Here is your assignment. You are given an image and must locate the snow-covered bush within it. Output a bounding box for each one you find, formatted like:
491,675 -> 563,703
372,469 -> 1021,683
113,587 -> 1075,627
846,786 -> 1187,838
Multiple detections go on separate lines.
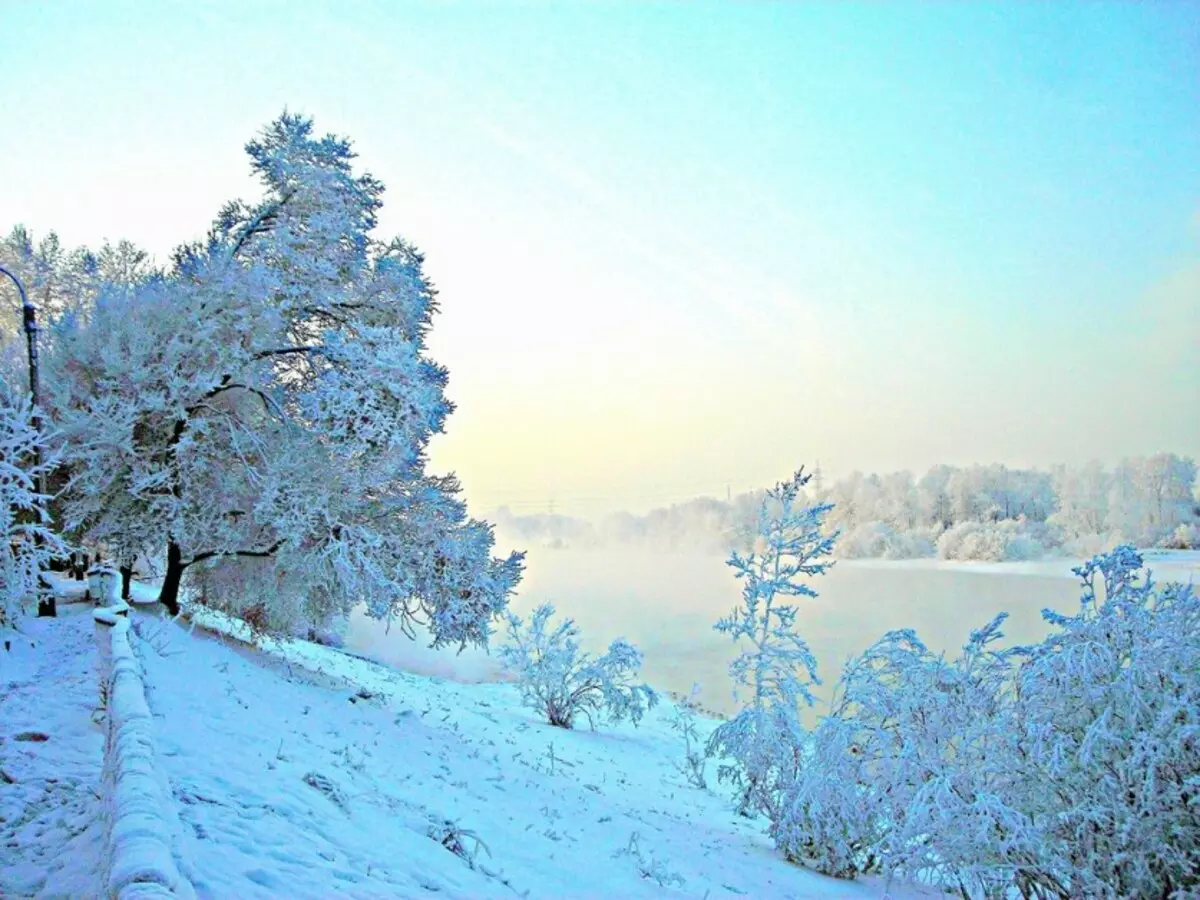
935,518 -> 1053,561
936,521 -> 1007,560
775,545 -> 1199,898
778,616 -> 1033,894
0,384 -> 67,626
500,603 -> 656,729
771,713 -> 880,880
1014,546 -> 1200,898
835,520 -> 935,560
706,468 -> 836,819
1161,521 -> 1200,549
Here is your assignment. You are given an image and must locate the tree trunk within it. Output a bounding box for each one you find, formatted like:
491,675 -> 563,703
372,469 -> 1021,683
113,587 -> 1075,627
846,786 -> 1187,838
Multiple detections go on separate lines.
120,564 -> 133,601
158,541 -> 185,616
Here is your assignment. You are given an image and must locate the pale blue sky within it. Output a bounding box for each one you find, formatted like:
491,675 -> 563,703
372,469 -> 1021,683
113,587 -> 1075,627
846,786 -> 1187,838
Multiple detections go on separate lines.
3,1 -> 1197,514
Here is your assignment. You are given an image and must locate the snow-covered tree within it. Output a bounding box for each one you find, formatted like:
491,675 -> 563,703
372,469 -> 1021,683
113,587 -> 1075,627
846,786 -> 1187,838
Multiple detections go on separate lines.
48,113 -> 523,647
0,383 -> 67,626
1007,468 -> 1055,522
1107,454 -> 1198,547
1048,460 -> 1110,540
877,470 -> 919,531
500,602 -> 657,729
706,468 -> 837,819
917,464 -> 955,530
0,227 -> 100,344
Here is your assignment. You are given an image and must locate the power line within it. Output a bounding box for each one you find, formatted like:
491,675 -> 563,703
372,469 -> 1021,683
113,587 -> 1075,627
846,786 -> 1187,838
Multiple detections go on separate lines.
479,482 -> 764,516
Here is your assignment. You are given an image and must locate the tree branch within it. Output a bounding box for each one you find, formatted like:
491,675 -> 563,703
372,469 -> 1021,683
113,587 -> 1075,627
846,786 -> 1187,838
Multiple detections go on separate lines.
229,188 -> 297,257
254,346 -> 321,360
185,539 -> 286,569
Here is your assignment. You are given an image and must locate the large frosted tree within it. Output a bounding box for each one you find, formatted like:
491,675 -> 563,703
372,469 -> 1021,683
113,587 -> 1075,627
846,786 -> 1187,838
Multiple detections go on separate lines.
50,113 -> 523,648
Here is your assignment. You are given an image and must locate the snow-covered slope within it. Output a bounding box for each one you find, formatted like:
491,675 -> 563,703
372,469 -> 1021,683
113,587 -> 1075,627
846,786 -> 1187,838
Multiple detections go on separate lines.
2,589 -> 929,898
128,605 -> 919,899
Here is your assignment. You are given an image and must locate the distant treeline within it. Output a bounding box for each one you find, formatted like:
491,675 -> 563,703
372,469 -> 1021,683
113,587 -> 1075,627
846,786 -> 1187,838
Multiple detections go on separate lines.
491,454 -> 1200,560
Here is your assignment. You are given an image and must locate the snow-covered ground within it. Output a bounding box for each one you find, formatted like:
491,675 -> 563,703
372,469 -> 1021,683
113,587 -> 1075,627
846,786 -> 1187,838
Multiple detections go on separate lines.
137,606 -> 924,899
836,549 -> 1200,583
11,550 -> 1194,897
5,579 -> 927,899
0,604 -> 106,899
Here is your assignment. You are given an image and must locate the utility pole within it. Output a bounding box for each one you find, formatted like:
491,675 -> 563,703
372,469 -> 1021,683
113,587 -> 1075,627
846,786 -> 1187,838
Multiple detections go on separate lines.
0,264 -> 54,617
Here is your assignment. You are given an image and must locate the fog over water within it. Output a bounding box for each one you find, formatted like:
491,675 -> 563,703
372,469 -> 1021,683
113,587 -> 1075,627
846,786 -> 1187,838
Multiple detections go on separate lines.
340,541 -> 1162,721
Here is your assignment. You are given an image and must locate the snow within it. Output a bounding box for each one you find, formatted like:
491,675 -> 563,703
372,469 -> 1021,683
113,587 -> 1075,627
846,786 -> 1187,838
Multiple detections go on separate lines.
838,550 -> 1200,583
8,563 -> 1193,896
129,581 -> 161,606
118,604 -> 921,899
0,607 -> 106,899
99,612 -> 194,899
93,602 -> 131,627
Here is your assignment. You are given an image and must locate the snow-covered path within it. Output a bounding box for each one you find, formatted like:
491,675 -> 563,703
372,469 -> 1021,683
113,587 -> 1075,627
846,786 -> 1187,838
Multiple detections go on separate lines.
134,609 -> 917,899
0,607 -> 105,899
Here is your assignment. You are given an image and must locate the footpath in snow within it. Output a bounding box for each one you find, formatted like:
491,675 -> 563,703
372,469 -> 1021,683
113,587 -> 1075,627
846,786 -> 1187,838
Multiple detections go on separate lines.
0,603 -> 106,898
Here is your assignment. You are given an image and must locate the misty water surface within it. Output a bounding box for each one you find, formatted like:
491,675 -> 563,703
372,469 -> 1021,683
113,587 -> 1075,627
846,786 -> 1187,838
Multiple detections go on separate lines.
344,543 -> 1098,720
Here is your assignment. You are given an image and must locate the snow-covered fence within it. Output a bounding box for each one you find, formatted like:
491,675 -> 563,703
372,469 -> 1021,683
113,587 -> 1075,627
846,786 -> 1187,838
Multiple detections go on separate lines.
93,605 -> 194,900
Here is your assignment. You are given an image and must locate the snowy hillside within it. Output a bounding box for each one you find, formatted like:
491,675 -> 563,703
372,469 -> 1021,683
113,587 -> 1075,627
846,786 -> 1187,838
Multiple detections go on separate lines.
2,598 -> 923,899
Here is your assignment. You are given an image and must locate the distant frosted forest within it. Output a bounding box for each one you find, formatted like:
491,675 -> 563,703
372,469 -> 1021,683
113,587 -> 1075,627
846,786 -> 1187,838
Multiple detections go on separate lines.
494,455 -> 1200,560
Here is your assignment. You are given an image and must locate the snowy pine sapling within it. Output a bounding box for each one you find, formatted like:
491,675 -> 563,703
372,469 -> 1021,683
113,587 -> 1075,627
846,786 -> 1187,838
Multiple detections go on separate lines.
500,603 -> 657,729
0,384 -> 67,626
706,467 -> 836,819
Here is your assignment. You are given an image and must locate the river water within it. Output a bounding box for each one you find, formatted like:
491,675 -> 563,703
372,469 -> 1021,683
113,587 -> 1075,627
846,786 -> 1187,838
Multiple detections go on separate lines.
341,543 -> 1177,720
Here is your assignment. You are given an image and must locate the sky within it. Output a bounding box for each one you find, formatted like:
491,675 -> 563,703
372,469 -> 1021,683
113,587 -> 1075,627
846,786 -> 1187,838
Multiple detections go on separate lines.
2,1 -> 1198,516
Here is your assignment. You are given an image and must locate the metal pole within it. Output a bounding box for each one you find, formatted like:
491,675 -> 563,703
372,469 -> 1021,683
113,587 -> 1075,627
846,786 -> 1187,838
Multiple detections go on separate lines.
0,264 -> 53,616
0,265 -> 41,489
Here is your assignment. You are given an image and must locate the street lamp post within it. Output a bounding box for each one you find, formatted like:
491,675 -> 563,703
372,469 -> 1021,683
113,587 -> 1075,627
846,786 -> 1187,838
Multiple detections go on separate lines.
0,264 -> 54,617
